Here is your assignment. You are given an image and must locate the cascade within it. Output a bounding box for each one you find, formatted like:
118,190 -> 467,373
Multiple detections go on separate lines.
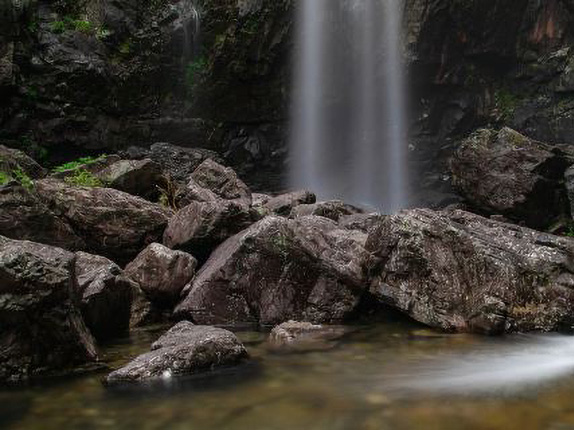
290,0 -> 409,212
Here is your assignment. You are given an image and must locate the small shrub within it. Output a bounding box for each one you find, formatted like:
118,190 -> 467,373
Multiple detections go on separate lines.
12,167 -> 35,191
0,171 -> 10,186
50,20 -> 67,33
53,155 -> 105,173
64,169 -> 103,187
157,175 -> 180,210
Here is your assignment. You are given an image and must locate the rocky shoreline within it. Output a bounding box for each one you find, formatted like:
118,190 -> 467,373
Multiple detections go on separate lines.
2,128 -> 574,385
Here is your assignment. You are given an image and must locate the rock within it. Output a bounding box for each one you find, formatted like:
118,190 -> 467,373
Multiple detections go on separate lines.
125,243 -> 197,307
105,321 -> 248,385
269,320 -> 348,351
564,165 -> 574,220
191,159 -> 252,208
75,252 -> 133,341
338,213 -> 385,233
252,193 -> 272,207
35,179 -> 172,264
163,199 -> 253,263
366,208 -> 574,334
96,159 -> 163,200
0,184 -> 85,250
450,128 -> 574,228
148,143 -> 223,183
0,145 -> 46,179
129,283 -> 165,328
290,200 -> 363,221
0,237 -> 98,384
174,215 -> 371,325
264,190 -> 317,216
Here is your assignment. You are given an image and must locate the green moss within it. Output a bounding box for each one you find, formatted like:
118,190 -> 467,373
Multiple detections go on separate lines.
53,155 -> 106,173
185,56 -> 208,94
494,87 -> 521,120
64,169 -> 103,188
0,171 -> 10,186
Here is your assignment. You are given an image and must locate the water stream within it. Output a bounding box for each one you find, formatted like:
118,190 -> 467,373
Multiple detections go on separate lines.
290,0 -> 409,212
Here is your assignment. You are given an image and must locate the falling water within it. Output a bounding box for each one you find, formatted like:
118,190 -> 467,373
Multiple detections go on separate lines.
176,0 -> 202,64
290,0 -> 409,212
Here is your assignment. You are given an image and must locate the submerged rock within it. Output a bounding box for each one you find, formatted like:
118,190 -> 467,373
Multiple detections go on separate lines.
125,243 -> 197,307
450,128 -> 574,228
366,208 -> 574,334
174,215 -> 371,325
35,179 -> 172,264
264,190 -> 317,216
269,320 -> 348,351
75,252 -> 133,341
0,237 -> 98,384
105,322 -> 247,385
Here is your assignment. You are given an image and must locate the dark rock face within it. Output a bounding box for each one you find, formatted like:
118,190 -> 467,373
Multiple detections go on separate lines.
125,243 -> 197,307
264,190 -> 317,216
75,252 -> 133,341
0,185 -> 85,250
0,145 -> 46,179
450,127 -> 573,228
174,216 -> 371,326
290,200 -> 364,222
97,159 -> 163,201
163,199 -> 253,263
105,321 -> 248,385
366,208 -> 574,334
0,237 -> 98,384
35,179 -> 172,263
129,283 -> 164,329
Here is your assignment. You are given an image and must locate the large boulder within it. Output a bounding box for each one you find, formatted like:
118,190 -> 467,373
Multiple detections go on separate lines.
124,243 -> 197,307
163,199 -> 253,263
0,145 -> 46,179
366,208 -> 574,334
75,252 -> 133,341
96,159 -> 163,201
174,216 -> 371,325
0,184 -> 85,250
191,159 -> 252,208
35,179 -> 172,264
264,190 -> 317,216
105,321 -> 248,385
0,237 -> 98,384
450,128 -> 574,228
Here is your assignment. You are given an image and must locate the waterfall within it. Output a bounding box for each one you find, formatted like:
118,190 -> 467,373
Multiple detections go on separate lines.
290,0 -> 409,213
176,0 -> 201,64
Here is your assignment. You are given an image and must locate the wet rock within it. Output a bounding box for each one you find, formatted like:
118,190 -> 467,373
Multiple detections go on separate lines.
450,128 -> 574,228
0,237 -> 98,384
191,159 -> 252,209
269,320 -> 348,351
174,215 -> 371,325
35,179 -> 172,264
264,190 -> 317,216
0,145 -> 46,179
366,208 -> 574,334
96,159 -> 163,200
125,243 -> 197,307
105,321 -> 248,385
163,199 -> 253,263
75,252 -> 133,341
0,184 -> 85,250
148,143 -> 223,183
129,283 -> 166,328
290,200 -> 363,221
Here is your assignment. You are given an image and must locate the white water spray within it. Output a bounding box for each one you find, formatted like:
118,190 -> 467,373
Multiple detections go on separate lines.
290,0 -> 409,212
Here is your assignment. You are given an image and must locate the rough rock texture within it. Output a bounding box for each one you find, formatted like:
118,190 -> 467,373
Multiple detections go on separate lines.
36,179 -> 172,263
264,190 -> 317,216
75,252 -> 133,340
366,208 -> 574,334
163,199 -> 253,263
0,184 -> 85,250
338,213 -> 385,234
125,243 -> 197,307
174,216 -> 371,326
0,237 -> 98,384
450,127 -> 574,228
97,159 -> 163,200
129,283 -> 164,329
105,321 -> 248,385
290,200 -> 364,222
269,321 -> 348,350
0,145 -> 46,179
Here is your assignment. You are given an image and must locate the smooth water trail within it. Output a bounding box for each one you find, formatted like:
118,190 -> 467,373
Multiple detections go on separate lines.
290,0 -> 409,212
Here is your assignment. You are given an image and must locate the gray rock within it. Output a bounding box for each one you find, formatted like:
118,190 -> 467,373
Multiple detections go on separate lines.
97,159 -> 163,200
0,145 -> 46,179
0,237 -> 98,384
75,252 -> 134,340
174,215 -> 371,325
105,322 -> 248,385
338,213 -> 385,233
264,190 -> 317,216
269,321 -> 348,351
148,143 -> 223,183
366,208 -> 574,334
125,243 -> 197,307
290,200 -> 363,221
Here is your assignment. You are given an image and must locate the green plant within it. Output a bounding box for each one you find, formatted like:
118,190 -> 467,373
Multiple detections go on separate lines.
12,167 -> 34,191
64,169 -> 103,187
157,175 -> 180,210
494,87 -> 520,120
185,56 -> 208,93
96,27 -> 112,40
73,19 -> 93,33
53,155 -> 105,173
0,171 -> 10,186
50,20 -> 67,33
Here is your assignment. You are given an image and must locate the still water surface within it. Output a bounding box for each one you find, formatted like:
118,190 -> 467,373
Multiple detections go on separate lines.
3,318 -> 574,430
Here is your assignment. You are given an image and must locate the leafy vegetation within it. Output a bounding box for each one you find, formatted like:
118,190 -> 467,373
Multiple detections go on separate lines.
185,56 -> 208,93
157,175 -> 180,210
50,17 -> 94,34
53,155 -> 106,173
12,167 -> 35,191
0,171 -> 10,186
64,169 -> 103,187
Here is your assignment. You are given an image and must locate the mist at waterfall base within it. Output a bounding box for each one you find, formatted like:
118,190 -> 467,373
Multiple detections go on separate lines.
290,0 -> 409,213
